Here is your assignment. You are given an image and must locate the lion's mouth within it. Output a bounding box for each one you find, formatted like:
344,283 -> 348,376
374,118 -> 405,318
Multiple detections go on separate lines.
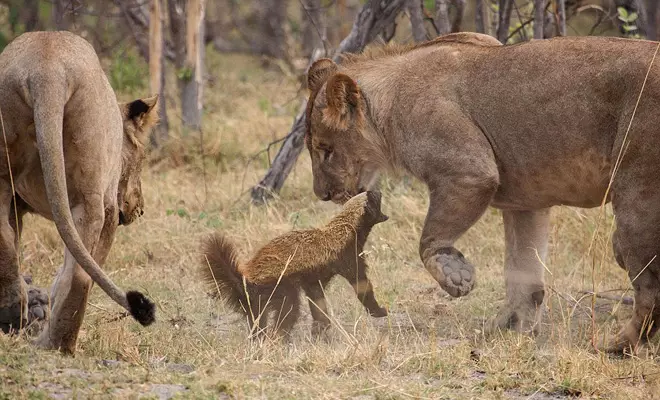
118,211 -> 127,226
331,192 -> 350,204
330,187 -> 368,204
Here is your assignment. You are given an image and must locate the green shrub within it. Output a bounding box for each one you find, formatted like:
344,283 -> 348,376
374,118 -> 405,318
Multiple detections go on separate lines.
109,48 -> 147,91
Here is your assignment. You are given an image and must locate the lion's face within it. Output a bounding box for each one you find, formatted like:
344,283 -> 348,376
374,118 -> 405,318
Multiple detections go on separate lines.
305,59 -> 380,204
118,95 -> 159,225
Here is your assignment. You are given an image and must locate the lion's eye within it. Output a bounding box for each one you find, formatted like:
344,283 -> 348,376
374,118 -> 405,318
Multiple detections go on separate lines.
321,147 -> 333,162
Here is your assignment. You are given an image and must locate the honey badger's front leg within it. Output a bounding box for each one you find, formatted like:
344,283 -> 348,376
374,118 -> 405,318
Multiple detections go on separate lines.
344,258 -> 387,317
303,282 -> 332,336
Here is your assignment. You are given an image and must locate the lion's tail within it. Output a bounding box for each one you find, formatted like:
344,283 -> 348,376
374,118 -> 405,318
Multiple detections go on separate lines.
29,66 -> 155,326
200,233 -> 263,315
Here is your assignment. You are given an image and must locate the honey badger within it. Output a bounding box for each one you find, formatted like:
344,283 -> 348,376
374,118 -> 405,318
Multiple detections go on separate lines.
200,191 -> 389,336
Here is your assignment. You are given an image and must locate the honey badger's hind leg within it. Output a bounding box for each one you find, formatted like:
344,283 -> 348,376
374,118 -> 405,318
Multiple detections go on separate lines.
272,287 -> 301,339
303,281 -> 332,337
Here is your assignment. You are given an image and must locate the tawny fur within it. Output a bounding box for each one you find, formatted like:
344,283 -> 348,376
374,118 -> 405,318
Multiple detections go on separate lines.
200,192 -> 388,336
0,31 -> 158,354
304,31 -> 660,354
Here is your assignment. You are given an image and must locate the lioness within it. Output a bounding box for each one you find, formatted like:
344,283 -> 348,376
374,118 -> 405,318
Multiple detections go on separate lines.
305,32 -> 660,353
200,191 -> 388,337
0,31 -> 157,353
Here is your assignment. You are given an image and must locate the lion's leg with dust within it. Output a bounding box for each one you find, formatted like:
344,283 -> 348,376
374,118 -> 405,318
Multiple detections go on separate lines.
489,209 -> 550,335
420,176 -> 498,298
303,282 -> 332,336
0,185 -> 28,333
343,259 -> 387,318
35,201 -> 104,353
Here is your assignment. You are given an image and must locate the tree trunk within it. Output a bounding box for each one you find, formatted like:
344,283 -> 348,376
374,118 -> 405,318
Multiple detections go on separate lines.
250,0 -> 407,203
435,0 -> 451,35
450,0 -> 466,33
301,0 -> 326,58
534,0 -> 545,39
257,0 -> 289,61
640,0 -> 658,40
21,0 -> 41,32
496,0 -> 513,44
557,0 -> 566,36
180,0 -> 206,130
52,0 -> 70,30
475,0 -> 485,33
149,0 -> 169,146
407,0 -> 426,42
168,0 -> 186,68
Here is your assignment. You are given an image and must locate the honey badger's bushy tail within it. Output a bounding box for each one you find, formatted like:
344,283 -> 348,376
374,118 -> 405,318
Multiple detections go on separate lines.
200,233 -> 262,314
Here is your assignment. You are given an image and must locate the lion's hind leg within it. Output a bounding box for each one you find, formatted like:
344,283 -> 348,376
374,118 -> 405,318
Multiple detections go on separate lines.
602,168 -> 660,354
604,210 -> 660,353
35,200 -> 105,353
0,185 -> 28,334
303,282 -> 332,336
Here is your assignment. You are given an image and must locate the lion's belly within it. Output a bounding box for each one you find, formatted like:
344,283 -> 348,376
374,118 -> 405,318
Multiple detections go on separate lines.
490,153 -> 612,210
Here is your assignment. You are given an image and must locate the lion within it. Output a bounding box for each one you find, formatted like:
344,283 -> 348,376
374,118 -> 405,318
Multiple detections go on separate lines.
200,191 -> 388,337
304,31 -> 660,353
0,31 -> 158,353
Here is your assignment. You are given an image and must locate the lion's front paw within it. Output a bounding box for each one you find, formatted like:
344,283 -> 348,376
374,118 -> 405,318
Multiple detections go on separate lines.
599,321 -> 644,356
0,277 -> 28,334
369,306 -> 388,318
488,291 -> 545,336
424,248 -> 475,298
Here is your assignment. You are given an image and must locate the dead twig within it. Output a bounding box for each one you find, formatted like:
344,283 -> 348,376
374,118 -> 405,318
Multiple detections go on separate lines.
578,291 -> 634,306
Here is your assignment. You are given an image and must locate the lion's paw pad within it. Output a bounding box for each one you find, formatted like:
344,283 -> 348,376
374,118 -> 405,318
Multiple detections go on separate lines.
27,287 -> 49,324
426,250 -> 475,298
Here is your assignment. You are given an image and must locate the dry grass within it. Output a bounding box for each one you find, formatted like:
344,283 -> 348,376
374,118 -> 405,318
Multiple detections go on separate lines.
1,49 -> 659,399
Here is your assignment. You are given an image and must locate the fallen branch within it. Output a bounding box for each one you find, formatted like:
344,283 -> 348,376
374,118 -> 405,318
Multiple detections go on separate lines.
578,291 -> 634,306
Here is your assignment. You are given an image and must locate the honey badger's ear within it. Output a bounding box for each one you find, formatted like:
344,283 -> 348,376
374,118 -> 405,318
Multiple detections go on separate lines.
323,73 -> 361,131
307,58 -> 338,92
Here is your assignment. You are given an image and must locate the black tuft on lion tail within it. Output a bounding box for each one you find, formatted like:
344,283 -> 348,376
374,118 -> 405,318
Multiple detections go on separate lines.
200,233 -> 261,315
126,291 -> 156,326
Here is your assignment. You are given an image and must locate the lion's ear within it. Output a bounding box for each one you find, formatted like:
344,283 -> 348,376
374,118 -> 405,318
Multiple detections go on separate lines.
307,58 -> 337,93
323,73 -> 361,131
122,95 -> 160,142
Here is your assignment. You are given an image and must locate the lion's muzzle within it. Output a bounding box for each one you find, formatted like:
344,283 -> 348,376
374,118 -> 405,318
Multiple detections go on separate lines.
118,208 -> 143,226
